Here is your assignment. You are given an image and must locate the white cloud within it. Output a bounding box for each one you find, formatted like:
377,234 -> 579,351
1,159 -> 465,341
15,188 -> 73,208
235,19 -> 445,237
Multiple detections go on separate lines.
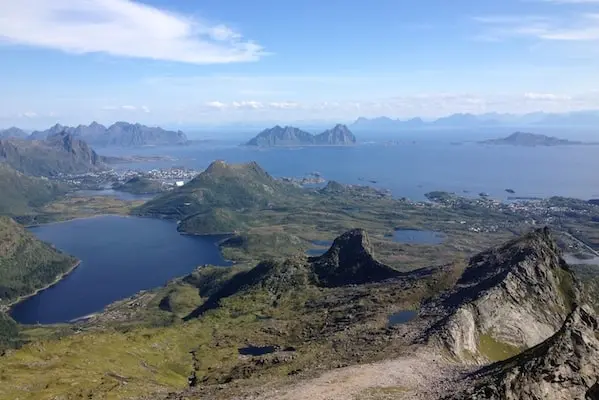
121,105 -> 137,110
0,0 -> 264,64
204,101 -> 228,109
524,92 -> 572,100
231,101 -> 264,109
141,105 -> 150,113
475,13 -> 599,41
19,111 -> 38,118
268,101 -> 300,109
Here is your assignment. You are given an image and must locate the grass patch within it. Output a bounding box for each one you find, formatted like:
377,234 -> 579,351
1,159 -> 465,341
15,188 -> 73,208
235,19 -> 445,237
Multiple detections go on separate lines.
478,333 -> 522,362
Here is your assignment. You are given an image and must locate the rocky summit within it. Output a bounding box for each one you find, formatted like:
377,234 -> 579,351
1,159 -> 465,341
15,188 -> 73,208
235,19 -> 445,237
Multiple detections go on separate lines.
0,131 -> 105,177
449,305 -> 599,400
311,228 -> 400,286
422,227 -> 578,363
245,124 -> 356,146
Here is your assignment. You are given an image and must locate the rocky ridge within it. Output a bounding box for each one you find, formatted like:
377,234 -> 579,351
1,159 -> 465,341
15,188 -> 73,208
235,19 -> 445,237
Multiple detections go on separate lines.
447,304 -> 599,400
246,124 -> 356,146
422,227 -> 579,363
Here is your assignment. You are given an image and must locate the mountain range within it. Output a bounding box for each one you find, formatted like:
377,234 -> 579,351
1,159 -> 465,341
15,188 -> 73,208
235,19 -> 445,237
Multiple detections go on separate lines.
12,121 -> 189,147
246,124 -> 356,146
0,131 -> 105,177
351,110 -> 599,132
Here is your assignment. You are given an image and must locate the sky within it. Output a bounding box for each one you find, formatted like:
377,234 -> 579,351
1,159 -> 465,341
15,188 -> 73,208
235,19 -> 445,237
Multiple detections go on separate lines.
1,0 -> 599,129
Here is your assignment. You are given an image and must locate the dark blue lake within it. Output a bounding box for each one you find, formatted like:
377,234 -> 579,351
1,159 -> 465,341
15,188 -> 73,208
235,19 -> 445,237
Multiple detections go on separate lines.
11,216 -> 229,324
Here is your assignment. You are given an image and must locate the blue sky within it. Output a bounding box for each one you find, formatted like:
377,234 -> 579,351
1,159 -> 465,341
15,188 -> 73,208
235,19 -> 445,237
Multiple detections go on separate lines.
1,0 -> 599,128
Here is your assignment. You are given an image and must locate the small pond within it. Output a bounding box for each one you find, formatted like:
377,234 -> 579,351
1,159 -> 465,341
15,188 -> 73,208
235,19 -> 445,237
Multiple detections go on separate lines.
238,346 -> 277,356
388,310 -> 418,326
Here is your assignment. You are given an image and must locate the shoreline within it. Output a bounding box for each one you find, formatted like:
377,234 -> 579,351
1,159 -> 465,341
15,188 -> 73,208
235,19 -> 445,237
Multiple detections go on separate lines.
1,260 -> 82,315
24,213 -> 133,229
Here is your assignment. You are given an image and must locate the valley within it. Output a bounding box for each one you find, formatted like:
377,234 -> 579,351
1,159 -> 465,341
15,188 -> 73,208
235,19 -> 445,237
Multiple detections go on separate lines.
0,158 -> 598,399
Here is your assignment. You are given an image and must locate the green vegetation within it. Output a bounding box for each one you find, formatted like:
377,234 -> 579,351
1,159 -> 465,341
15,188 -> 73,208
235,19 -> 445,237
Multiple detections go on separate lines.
113,176 -> 165,194
135,160 -> 301,219
0,216 -> 76,305
178,208 -> 245,234
0,164 -> 66,215
478,333 -> 523,362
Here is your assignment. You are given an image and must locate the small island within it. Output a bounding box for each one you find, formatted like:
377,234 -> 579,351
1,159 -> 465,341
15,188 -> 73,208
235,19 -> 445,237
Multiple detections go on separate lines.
245,124 -> 356,147
480,131 -> 586,147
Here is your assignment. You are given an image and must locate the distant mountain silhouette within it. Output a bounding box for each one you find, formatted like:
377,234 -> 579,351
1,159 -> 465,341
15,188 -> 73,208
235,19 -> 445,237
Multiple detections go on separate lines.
246,124 -> 356,146
351,110 -> 599,132
28,121 -> 188,147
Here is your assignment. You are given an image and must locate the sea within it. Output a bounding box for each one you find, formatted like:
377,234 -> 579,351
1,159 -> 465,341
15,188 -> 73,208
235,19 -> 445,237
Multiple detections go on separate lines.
11,134 -> 599,324
102,138 -> 599,201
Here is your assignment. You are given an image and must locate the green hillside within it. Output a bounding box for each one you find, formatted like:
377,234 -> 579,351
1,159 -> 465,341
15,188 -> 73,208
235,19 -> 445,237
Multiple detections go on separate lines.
0,164 -> 66,215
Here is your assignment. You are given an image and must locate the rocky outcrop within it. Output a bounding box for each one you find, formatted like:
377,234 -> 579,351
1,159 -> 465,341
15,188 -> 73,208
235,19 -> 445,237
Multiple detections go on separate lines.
0,132 -> 105,177
313,124 -> 356,145
246,126 -> 315,146
448,305 -> 599,400
184,228 -> 401,319
311,228 -> 400,286
246,124 -> 356,147
423,228 -> 579,363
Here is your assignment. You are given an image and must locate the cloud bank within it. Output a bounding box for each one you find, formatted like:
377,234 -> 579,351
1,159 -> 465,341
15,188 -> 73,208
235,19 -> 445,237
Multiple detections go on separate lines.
0,0 -> 265,64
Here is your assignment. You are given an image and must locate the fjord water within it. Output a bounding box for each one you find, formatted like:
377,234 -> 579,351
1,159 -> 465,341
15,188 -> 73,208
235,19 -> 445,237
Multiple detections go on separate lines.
105,140 -> 599,201
11,216 -> 229,324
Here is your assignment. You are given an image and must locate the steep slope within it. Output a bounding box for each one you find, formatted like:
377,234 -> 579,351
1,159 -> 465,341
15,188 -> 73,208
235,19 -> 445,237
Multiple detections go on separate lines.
29,121 -> 188,147
0,216 -> 76,306
448,305 -> 599,400
0,132 -> 105,176
185,229 -> 400,319
311,229 -> 400,286
0,164 -> 66,215
0,127 -> 28,139
246,124 -> 357,146
423,227 -> 578,362
135,161 -> 292,228
246,125 -> 315,146
313,124 -> 356,145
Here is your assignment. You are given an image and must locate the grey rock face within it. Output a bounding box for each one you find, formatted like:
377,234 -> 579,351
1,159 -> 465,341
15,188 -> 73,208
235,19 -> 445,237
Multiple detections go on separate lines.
423,228 -> 579,363
448,305 -> 599,400
29,122 -> 187,147
246,124 -> 356,146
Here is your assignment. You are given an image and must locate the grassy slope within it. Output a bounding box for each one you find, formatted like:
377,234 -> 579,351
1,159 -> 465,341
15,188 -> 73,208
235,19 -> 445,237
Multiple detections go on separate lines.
0,164 -> 66,216
0,216 -> 76,306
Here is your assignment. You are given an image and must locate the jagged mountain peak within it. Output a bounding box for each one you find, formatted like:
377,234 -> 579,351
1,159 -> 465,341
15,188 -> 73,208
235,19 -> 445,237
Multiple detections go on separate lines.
423,227 -> 579,363
311,228 -> 400,287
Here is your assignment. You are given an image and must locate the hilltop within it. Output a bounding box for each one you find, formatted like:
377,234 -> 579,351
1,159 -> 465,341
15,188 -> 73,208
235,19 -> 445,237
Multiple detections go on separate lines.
112,176 -> 166,195
0,127 -> 28,139
246,124 -> 356,146
480,132 -> 585,147
134,160 -> 295,232
29,121 -> 188,147
0,131 -> 105,177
